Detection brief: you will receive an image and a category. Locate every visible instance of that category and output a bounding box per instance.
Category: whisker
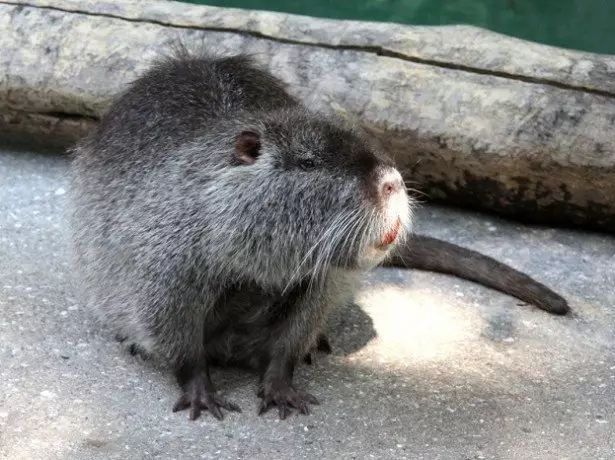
[345,212,369,267]
[300,210,355,295]
[403,183,431,200]
[308,211,358,294]
[282,213,338,295]
[337,211,363,266]
[322,210,362,280]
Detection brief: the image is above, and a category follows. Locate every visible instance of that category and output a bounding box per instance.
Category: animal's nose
[379,169,404,200]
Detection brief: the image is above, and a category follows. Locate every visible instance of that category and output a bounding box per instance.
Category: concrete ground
[1,143,614,460]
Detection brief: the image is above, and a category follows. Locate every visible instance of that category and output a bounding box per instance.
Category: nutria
[69,48,568,421]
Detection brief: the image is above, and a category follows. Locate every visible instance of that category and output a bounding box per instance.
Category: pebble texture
[1,0,615,230]
[1,145,614,460]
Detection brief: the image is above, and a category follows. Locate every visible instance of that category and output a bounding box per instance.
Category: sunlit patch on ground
[355,284,475,364]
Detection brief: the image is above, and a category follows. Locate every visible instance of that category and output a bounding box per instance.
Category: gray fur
[70,46,569,421]
[69,49,412,420]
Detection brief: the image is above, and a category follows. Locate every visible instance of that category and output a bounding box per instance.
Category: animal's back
[69,51,297,341]
[89,52,298,162]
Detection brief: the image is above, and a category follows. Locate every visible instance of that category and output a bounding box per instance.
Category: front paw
[258,385,320,420]
[173,377,241,421]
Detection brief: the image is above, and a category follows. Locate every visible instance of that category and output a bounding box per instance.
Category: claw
[258,398,271,416]
[279,404,291,420]
[224,400,242,413]
[258,385,319,419]
[172,394,191,412]
[301,391,320,406]
[174,392,241,421]
[189,404,202,421]
[173,388,241,421]
[208,403,223,421]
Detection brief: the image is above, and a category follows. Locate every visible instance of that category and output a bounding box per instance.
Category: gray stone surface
[1,144,614,460]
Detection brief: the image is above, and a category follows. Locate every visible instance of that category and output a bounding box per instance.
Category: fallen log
[2,0,615,231]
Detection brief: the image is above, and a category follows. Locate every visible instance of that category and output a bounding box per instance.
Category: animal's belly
[204,322,278,370]
[203,288,288,369]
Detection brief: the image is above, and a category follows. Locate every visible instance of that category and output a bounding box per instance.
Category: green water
[182,0,615,55]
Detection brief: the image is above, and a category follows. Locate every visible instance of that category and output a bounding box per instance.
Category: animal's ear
[234,131,261,165]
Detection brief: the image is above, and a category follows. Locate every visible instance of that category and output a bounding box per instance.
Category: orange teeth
[381,217,401,247]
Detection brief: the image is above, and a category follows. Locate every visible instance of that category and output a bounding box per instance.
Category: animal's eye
[299,158,316,170]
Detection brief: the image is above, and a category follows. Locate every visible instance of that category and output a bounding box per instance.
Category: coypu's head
[197,107,414,287]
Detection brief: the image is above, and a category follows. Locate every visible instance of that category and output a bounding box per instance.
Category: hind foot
[173,364,241,421]
[114,334,150,360]
[303,333,333,365]
[316,334,332,353]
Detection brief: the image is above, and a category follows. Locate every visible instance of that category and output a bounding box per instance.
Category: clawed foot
[303,333,333,365]
[258,385,320,420]
[173,372,241,421]
[316,334,333,354]
[115,334,149,360]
